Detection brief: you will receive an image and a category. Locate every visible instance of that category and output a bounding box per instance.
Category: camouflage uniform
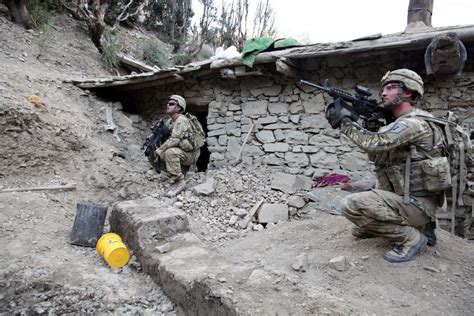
[158,114,199,181]
[340,108,446,245]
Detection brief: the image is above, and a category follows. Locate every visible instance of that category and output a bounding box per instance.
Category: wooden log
[276,58,298,78]
[0,183,77,193]
[119,74,185,91]
[234,123,255,164]
[238,198,264,229]
[74,71,179,89]
[118,53,160,73]
[209,56,243,69]
[70,202,108,247]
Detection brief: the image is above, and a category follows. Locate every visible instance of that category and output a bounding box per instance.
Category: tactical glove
[325,98,359,129]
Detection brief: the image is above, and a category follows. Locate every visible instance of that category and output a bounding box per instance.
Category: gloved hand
[325,98,359,129]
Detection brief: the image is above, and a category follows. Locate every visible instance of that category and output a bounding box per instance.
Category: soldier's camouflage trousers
[342,189,436,244]
[160,147,195,181]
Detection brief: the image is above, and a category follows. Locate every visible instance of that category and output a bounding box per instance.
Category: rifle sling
[403,146,415,204]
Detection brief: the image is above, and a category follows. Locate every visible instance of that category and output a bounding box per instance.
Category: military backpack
[409,112,473,236]
[185,113,206,149]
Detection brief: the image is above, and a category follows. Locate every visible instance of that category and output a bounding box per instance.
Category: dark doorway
[191,111,210,172]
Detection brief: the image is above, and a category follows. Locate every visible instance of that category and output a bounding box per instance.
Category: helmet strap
[384,95,403,110]
[384,85,415,110]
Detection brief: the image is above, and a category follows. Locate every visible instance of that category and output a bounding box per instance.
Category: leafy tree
[181,0,276,62]
[106,0,145,31]
[62,0,109,51]
[185,0,218,60]
[146,0,194,52]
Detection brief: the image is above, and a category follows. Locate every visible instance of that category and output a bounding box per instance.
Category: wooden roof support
[118,74,185,91]
[276,58,298,78]
[74,72,181,89]
[118,53,160,73]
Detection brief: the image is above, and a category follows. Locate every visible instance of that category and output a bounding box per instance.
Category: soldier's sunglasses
[382,84,402,92]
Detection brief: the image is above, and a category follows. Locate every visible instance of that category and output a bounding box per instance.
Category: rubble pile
[169,165,307,242]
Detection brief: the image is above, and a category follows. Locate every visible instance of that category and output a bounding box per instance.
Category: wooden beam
[118,74,185,91]
[238,198,264,229]
[1,183,77,193]
[276,58,298,78]
[210,56,243,69]
[75,72,181,89]
[118,53,160,73]
[234,123,255,164]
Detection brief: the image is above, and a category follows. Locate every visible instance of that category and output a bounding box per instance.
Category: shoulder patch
[388,122,409,134]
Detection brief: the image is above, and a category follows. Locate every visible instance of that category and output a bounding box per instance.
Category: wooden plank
[118,74,185,91]
[0,183,77,193]
[210,56,243,69]
[234,123,255,164]
[75,72,180,89]
[238,198,264,229]
[118,53,160,73]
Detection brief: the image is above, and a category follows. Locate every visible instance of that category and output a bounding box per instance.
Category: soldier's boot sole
[383,232,428,263]
[421,221,437,247]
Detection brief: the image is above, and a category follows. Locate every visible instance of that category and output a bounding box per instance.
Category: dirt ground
[0,11,176,314]
[1,9,473,315]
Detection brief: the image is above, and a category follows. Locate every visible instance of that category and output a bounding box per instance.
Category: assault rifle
[299,79,394,131]
[142,119,170,172]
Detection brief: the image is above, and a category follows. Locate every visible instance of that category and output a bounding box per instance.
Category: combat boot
[165,178,186,198]
[351,226,376,239]
[421,221,437,247]
[383,231,428,263]
[158,172,171,182]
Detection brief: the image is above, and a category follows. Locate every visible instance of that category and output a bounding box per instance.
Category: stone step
[109,197,313,315]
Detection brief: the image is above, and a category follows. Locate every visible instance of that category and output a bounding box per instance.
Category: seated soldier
[155,95,200,198]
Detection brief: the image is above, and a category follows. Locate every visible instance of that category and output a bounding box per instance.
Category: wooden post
[234,123,255,164]
[238,198,264,229]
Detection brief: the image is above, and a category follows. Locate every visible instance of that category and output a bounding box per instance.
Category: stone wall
[130,53,474,181]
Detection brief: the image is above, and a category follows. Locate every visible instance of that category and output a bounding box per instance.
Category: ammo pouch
[382,157,452,196]
[179,138,194,152]
[418,157,452,192]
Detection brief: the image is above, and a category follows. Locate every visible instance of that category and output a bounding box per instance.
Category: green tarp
[241,37,302,68]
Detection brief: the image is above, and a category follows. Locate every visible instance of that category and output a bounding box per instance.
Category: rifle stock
[142,119,170,172]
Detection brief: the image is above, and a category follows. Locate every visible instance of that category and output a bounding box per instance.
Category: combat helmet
[168,95,186,112]
[381,69,424,97]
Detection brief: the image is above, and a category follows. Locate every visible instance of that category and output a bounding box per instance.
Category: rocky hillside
[1,8,473,315]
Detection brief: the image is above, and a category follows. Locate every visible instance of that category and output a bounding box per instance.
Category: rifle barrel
[299,80,326,91]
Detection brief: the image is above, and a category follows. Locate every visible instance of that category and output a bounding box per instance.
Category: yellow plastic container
[96,233,130,269]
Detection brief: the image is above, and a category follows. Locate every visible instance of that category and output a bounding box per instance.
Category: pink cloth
[314,173,351,188]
